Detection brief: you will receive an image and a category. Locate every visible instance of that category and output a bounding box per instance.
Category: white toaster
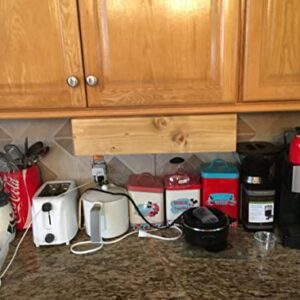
[31,180,78,247]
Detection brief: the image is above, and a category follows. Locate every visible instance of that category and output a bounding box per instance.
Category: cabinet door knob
[67,76,79,88]
[86,75,98,87]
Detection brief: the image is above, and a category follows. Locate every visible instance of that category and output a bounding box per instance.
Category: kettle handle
[90,202,102,243]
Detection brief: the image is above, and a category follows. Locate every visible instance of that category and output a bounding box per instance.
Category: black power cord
[86,187,185,229]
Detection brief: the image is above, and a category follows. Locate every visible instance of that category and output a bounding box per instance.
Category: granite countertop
[1,227,300,300]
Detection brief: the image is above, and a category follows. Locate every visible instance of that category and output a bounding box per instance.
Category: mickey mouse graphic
[137,201,160,217]
[190,198,198,207]
[148,202,159,217]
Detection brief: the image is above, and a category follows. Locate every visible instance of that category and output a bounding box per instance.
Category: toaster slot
[38,183,71,197]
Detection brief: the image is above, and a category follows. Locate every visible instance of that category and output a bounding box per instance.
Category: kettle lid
[0,192,9,207]
[83,185,127,203]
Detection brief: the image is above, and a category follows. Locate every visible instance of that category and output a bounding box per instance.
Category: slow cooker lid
[183,207,228,230]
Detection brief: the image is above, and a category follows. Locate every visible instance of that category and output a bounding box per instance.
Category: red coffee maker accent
[289,128,300,165]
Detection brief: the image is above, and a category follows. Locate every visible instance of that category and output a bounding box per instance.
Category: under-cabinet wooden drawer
[72,114,237,155]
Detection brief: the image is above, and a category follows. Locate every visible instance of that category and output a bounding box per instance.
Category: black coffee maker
[237,142,280,231]
[277,128,300,248]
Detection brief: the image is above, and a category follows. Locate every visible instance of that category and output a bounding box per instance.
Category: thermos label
[248,202,274,223]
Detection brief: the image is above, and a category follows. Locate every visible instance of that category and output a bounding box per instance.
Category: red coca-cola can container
[0,165,41,230]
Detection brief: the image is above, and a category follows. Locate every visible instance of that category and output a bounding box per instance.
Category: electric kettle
[80,185,129,241]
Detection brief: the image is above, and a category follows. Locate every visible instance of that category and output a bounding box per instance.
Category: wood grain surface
[243,0,300,101]
[79,0,240,107]
[72,114,237,155]
[0,0,86,108]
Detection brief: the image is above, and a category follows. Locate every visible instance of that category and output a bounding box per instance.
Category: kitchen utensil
[0,153,11,173]
[25,141,49,166]
[27,141,44,155]
[81,185,129,240]
[4,144,25,169]
[182,207,229,252]
[24,137,28,156]
[254,231,276,257]
[31,180,78,246]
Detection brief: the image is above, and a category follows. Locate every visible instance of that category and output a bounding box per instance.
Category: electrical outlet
[92,156,107,185]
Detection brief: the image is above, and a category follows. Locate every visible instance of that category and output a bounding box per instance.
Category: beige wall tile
[0,120,30,141]
[54,120,72,138]
[0,113,298,186]
[237,116,256,142]
[116,154,155,175]
[55,138,74,155]
[107,157,133,187]
[155,153,196,176]
[239,112,300,142]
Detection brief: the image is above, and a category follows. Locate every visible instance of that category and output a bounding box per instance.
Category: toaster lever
[42,202,52,212]
[42,202,52,225]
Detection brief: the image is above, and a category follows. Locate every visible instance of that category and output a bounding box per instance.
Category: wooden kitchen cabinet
[78,0,240,108]
[0,0,86,109]
[72,114,237,155]
[2,0,300,120]
[243,0,300,102]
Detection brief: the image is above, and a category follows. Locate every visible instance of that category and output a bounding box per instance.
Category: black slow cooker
[182,207,229,252]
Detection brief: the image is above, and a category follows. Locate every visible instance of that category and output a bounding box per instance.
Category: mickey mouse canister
[127,173,164,229]
[165,173,201,224]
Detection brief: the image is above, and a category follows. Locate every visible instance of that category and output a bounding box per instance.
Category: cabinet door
[243,0,300,102]
[0,0,86,109]
[79,0,240,108]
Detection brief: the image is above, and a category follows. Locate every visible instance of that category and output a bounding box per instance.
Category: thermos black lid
[241,155,271,177]
[0,192,9,207]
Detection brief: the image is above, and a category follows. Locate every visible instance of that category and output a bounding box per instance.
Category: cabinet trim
[0,101,300,119]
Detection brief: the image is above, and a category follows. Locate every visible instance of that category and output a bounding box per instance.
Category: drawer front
[72,114,237,155]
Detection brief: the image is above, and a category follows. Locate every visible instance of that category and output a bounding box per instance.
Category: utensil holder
[0,165,41,230]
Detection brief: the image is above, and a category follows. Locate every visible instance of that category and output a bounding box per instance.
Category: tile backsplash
[0,112,299,186]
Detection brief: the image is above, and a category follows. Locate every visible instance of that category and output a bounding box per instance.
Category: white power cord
[138,225,183,241]
[71,186,183,255]
[0,180,93,288]
[70,230,137,255]
[0,179,184,278]
[70,240,104,255]
[0,223,31,288]
[70,225,183,255]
